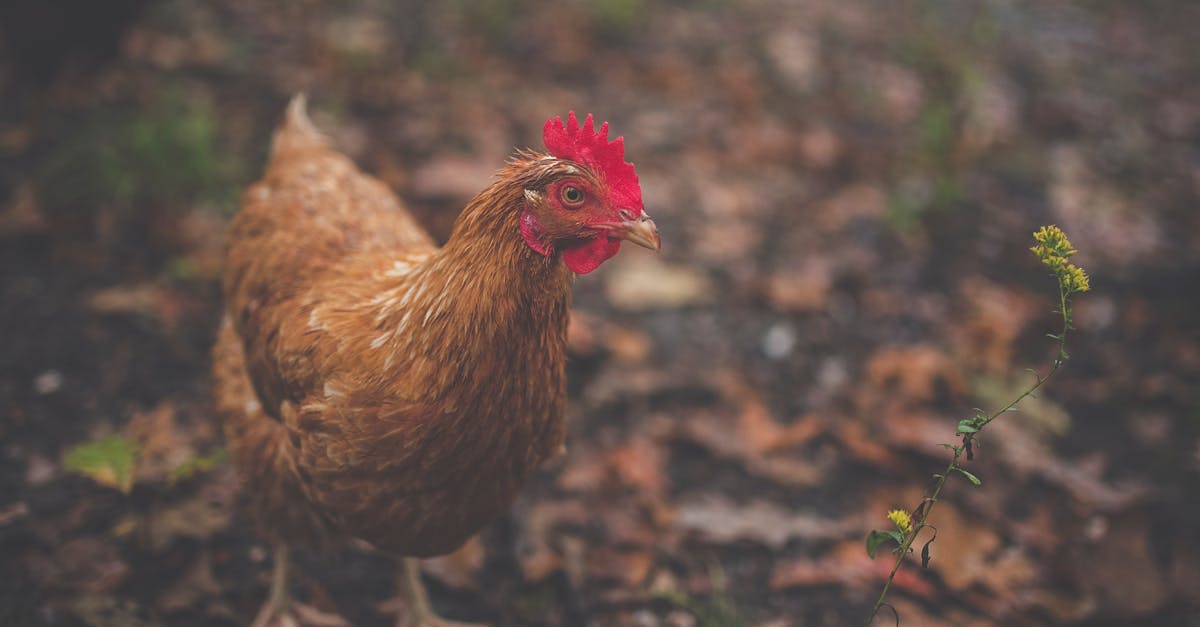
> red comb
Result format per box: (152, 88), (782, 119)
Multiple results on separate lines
(543, 112), (643, 212)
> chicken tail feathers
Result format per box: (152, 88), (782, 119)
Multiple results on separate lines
(270, 93), (328, 162)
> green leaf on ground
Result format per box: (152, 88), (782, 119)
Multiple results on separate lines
(64, 435), (140, 494)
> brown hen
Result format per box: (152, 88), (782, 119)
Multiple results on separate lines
(212, 97), (659, 626)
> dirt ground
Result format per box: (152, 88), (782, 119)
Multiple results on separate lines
(2, 1), (1198, 625)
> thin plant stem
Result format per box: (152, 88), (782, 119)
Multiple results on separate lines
(864, 273), (1076, 626)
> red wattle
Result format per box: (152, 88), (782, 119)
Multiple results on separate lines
(562, 237), (621, 274)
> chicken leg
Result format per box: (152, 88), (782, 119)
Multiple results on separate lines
(389, 558), (484, 627)
(250, 543), (349, 627)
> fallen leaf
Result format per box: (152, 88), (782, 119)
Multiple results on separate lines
(1072, 513), (1169, 617)
(127, 403), (194, 485)
(882, 598), (992, 627)
(762, 258), (832, 312)
(607, 437), (668, 496)
(676, 496), (852, 550)
(86, 282), (184, 327)
(0, 183), (47, 235)
(411, 155), (499, 200)
(988, 420), (1150, 510)
(0, 501), (29, 526)
(158, 552), (222, 612)
(604, 255), (714, 311)
(606, 326), (652, 363)
(769, 539), (935, 598)
(951, 277), (1035, 375)
(567, 310), (600, 354)
(63, 435), (139, 494)
(586, 546), (655, 587)
(866, 344), (966, 403)
(33, 537), (130, 594)
(423, 535), (485, 590)
(832, 421), (903, 469)
(68, 594), (153, 627)
(676, 403), (826, 487)
(516, 500), (589, 581)
(813, 183), (887, 232)
(146, 477), (234, 550)
(971, 375), (1071, 436)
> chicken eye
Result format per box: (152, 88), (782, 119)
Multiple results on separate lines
(560, 186), (584, 207)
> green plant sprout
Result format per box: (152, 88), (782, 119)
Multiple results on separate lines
(661, 562), (747, 627)
(64, 435), (140, 494)
(864, 225), (1090, 626)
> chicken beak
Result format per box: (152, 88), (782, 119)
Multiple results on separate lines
(621, 214), (662, 251)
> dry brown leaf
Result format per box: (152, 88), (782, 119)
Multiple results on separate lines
(555, 445), (609, 492)
(126, 403), (194, 485)
(158, 552), (222, 612)
(1169, 525), (1200, 602)
(86, 282), (184, 327)
(880, 410), (956, 457)
(31, 537), (130, 595)
(677, 403), (826, 487)
(556, 437), (668, 499)
(1072, 513), (1169, 617)
(951, 277), (1035, 375)
(832, 421), (903, 469)
(517, 500), (589, 582)
(920, 502), (1002, 592)
(813, 183), (886, 232)
(567, 309), (600, 355)
(0, 183), (47, 235)
(799, 126), (844, 169)
(411, 155), (499, 200)
(0, 501), (29, 526)
(866, 344), (966, 403)
(586, 546), (655, 587)
(769, 539), (936, 599)
(676, 496), (851, 550)
(423, 535), (485, 590)
(568, 311), (652, 364)
(607, 437), (668, 497)
(989, 420), (1149, 511)
(606, 326), (652, 364)
(762, 258), (832, 312)
(146, 478), (234, 550)
(603, 254), (714, 311)
(883, 598), (992, 627)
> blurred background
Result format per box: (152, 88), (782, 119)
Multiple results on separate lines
(1, 0), (1198, 625)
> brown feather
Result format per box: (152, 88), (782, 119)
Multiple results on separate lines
(213, 98), (575, 556)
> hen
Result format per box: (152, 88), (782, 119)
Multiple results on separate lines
(212, 97), (659, 626)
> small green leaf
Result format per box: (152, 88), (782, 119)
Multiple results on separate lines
(64, 435), (139, 494)
(955, 467), (982, 485)
(170, 448), (229, 483)
(956, 420), (979, 434)
(866, 529), (903, 559)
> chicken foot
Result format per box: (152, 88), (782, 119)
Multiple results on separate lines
(385, 558), (485, 627)
(249, 543), (350, 627)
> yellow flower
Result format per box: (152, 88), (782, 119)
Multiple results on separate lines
(1030, 225), (1078, 260)
(1063, 263), (1090, 293)
(1031, 225), (1090, 294)
(887, 509), (913, 535)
